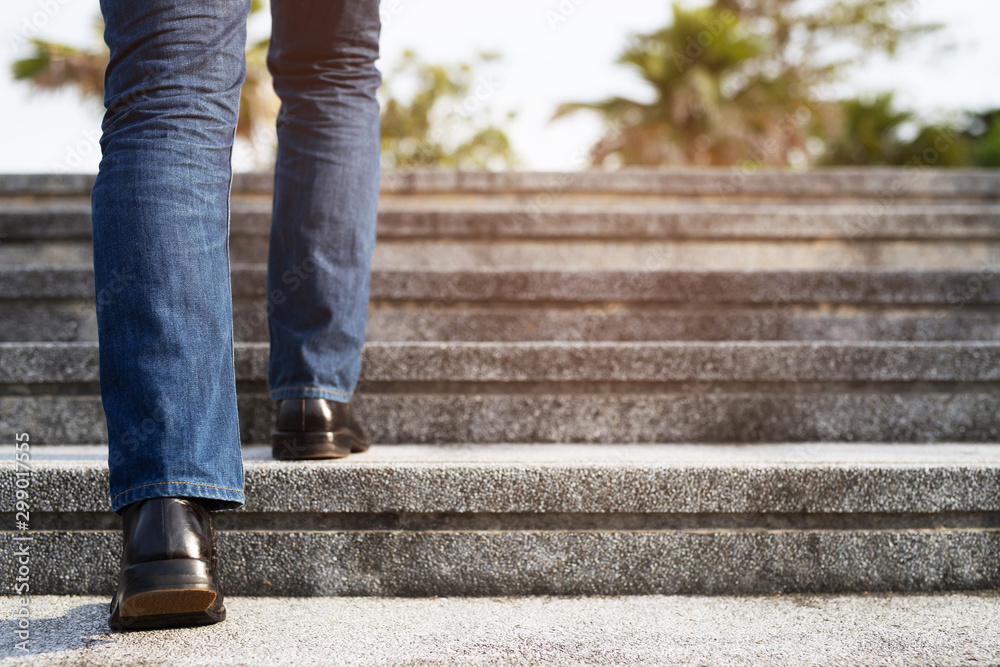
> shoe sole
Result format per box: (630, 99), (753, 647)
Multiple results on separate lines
(109, 559), (224, 631)
(121, 589), (217, 616)
(272, 430), (357, 460)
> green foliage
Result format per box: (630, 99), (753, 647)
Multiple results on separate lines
(963, 110), (1000, 167)
(820, 93), (916, 165)
(11, 40), (106, 100)
(9, 7), (274, 148)
(11, 16), (108, 102)
(818, 94), (1000, 167)
(379, 50), (519, 169)
(11, 6), (518, 169)
(10, 0), (994, 169)
(554, 0), (952, 168)
(554, 5), (787, 166)
(901, 124), (969, 167)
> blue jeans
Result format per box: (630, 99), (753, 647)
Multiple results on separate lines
(92, 0), (382, 514)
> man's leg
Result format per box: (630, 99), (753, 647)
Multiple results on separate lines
(93, 0), (250, 630)
(93, 0), (249, 513)
(266, 0), (382, 459)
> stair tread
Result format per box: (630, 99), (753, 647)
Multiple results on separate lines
(5, 266), (999, 304)
(4, 198), (999, 241)
(21, 441), (1000, 465)
(4, 593), (999, 665)
(4, 167), (1000, 196)
(3, 340), (999, 384)
(8, 443), (1000, 515)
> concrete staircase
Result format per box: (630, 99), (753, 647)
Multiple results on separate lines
(2, 168), (1000, 598)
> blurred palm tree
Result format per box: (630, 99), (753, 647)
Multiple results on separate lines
(819, 93), (970, 166)
(820, 93), (914, 165)
(379, 49), (519, 169)
(12, 1), (278, 166)
(555, 0), (943, 168)
(554, 5), (781, 166)
(11, 22), (107, 101)
(12, 3), (517, 169)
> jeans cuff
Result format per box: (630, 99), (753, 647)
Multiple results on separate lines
(269, 385), (354, 402)
(110, 481), (245, 515)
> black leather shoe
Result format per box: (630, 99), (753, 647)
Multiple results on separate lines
(108, 497), (225, 631)
(272, 398), (370, 460)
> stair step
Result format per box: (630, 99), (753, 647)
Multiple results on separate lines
(4, 341), (999, 384)
(3, 341), (998, 444)
(4, 167), (1000, 197)
(4, 198), (999, 241)
(7, 392), (1000, 445)
(8, 301), (1000, 343)
(8, 236), (997, 270)
(7, 593), (1000, 665)
(15, 443), (1000, 513)
(5, 267), (1000, 342)
(7, 268), (998, 343)
(5, 169), (998, 268)
(3, 443), (1000, 596)
(5, 266), (999, 302)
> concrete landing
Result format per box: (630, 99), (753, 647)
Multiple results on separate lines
(2, 593), (999, 665)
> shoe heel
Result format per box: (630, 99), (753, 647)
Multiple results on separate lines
(119, 559), (217, 617)
(272, 431), (352, 460)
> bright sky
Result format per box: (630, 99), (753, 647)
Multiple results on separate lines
(0, 0), (997, 172)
